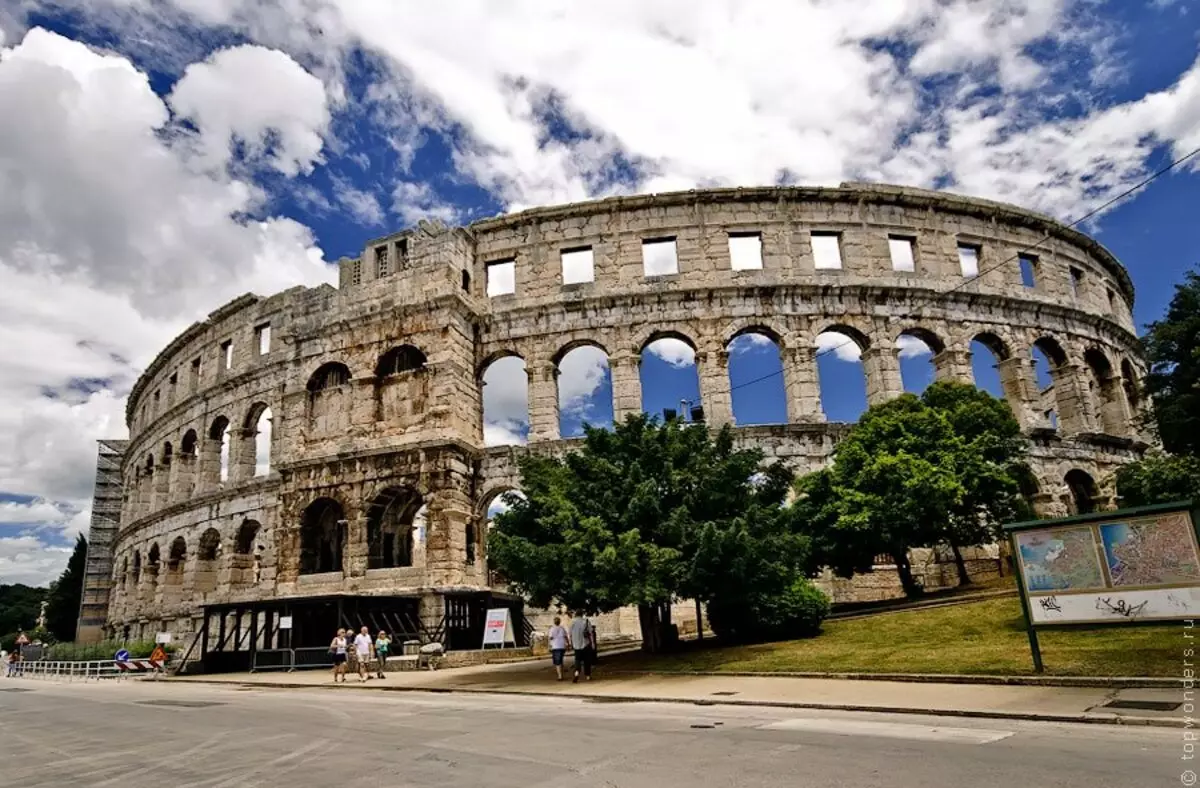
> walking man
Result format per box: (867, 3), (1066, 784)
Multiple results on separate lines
(354, 626), (374, 682)
(569, 610), (594, 683)
(547, 616), (568, 681)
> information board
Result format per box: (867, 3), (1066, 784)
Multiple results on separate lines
(278, 616), (293, 630)
(481, 608), (515, 649)
(1007, 501), (1200, 626)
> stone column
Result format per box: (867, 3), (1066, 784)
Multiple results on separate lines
(172, 454), (198, 503)
(932, 348), (973, 384)
(423, 487), (473, 587)
(862, 345), (903, 406)
(527, 360), (560, 442)
(345, 507), (367, 577)
(1051, 363), (1089, 435)
(610, 352), (642, 424)
(1101, 375), (1133, 437)
(695, 348), (733, 427)
(232, 428), (257, 481)
(996, 356), (1037, 430)
(782, 345), (824, 423)
(153, 464), (170, 510)
(199, 438), (221, 491)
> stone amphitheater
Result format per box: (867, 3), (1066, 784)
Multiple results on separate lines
(88, 183), (1153, 670)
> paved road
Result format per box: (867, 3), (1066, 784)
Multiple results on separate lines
(0, 680), (1188, 787)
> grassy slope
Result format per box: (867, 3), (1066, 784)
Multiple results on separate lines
(610, 597), (1183, 677)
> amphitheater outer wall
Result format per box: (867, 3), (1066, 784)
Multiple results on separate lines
(102, 184), (1151, 649)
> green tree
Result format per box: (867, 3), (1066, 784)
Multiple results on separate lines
(0, 583), (45, 649)
(921, 381), (1029, 584)
(488, 414), (811, 651)
(1115, 453), (1200, 507)
(1142, 268), (1200, 455)
(44, 534), (87, 643)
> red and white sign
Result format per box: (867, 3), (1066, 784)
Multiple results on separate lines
(481, 608), (514, 648)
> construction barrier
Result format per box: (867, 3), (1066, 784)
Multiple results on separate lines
(7, 660), (128, 681)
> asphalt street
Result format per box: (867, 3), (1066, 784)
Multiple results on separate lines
(0, 679), (1188, 787)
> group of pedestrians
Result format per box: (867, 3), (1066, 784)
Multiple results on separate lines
(329, 626), (390, 683)
(547, 612), (598, 683)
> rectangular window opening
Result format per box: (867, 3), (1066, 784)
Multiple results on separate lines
(561, 246), (595, 284)
(255, 323), (271, 356)
(397, 238), (409, 268)
(957, 243), (980, 278)
(811, 232), (843, 270)
(888, 235), (916, 273)
(1107, 287), (1116, 313)
(375, 245), (391, 278)
(486, 259), (516, 297)
(1019, 254), (1038, 288)
(350, 259), (363, 287)
(1070, 266), (1084, 298)
(190, 357), (201, 391)
(221, 340), (233, 371)
(728, 232), (763, 271)
(642, 237), (678, 276)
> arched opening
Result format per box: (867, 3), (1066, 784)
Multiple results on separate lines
(728, 330), (786, 425)
(166, 536), (186, 585)
(640, 333), (701, 423)
(306, 362), (353, 434)
(366, 487), (423, 570)
(235, 519), (261, 555)
(181, 429), (198, 456)
(242, 404), (272, 477)
(375, 346), (430, 426)
(814, 327), (868, 422)
(484, 489), (525, 585)
(300, 498), (346, 575)
(1065, 469), (1100, 515)
(556, 343), (613, 437)
(1032, 338), (1069, 430)
(375, 345), (427, 377)
(195, 527), (221, 594)
(161, 442), (173, 466)
(970, 333), (1008, 400)
(130, 551), (141, 585)
(481, 354), (529, 446)
(144, 453), (154, 474)
(1084, 348), (1123, 435)
(208, 416), (231, 485)
(145, 543), (161, 588)
(1121, 359), (1142, 412)
(466, 521), (477, 565)
(120, 556), (129, 591)
(896, 328), (942, 395)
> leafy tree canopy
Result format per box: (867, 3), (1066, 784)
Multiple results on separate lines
(1143, 268), (1200, 455)
(1115, 453), (1200, 507)
(45, 534), (87, 643)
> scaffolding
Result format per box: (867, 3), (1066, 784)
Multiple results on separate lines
(76, 439), (127, 644)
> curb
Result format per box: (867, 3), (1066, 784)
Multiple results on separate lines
(171, 677), (1184, 728)
(599, 670), (1179, 689)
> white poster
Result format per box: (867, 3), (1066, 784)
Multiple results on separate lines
(278, 616), (293, 630)
(482, 608), (514, 648)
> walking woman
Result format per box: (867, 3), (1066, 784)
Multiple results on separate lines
(330, 627), (349, 683)
(375, 631), (391, 679)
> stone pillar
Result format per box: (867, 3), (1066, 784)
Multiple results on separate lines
(782, 345), (824, 423)
(1030, 492), (1063, 519)
(695, 348), (733, 427)
(528, 360), (560, 442)
(996, 356), (1037, 430)
(172, 454), (198, 504)
(610, 352), (642, 425)
(344, 509), (368, 577)
(1101, 376), (1133, 437)
(862, 345), (903, 406)
(423, 487), (473, 587)
(932, 348), (973, 384)
(199, 438), (221, 491)
(1051, 363), (1089, 435)
(153, 465), (170, 510)
(233, 428), (256, 481)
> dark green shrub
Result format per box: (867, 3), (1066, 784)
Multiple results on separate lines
(707, 578), (831, 644)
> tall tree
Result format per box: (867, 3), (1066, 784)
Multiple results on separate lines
(0, 583), (45, 647)
(44, 534), (87, 643)
(1142, 268), (1200, 456)
(1115, 453), (1200, 507)
(488, 414), (804, 651)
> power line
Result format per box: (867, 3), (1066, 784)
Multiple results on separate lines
(727, 143), (1200, 394)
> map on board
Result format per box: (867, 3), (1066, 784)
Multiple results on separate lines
(1017, 527), (1105, 593)
(1100, 514), (1200, 588)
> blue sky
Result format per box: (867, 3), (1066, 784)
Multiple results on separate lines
(0, 0), (1198, 585)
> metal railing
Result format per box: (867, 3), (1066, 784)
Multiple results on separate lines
(6, 660), (127, 681)
(292, 646), (335, 670)
(250, 648), (295, 672)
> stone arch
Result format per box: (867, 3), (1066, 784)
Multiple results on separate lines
(1065, 468), (1100, 515)
(206, 415), (231, 486)
(1084, 347), (1125, 435)
(306, 361), (353, 436)
(161, 441), (173, 466)
(895, 326), (944, 395)
(195, 527), (221, 594)
(1121, 358), (1142, 412)
(968, 331), (1014, 403)
(300, 497), (346, 575)
(131, 550), (141, 584)
(242, 402), (273, 477)
(145, 542), (161, 589)
(165, 536), (186, 592)
(235, 519), (261, 555)
(375, 345), (427, 377)
(813, 324), (870, 422)
(120, 555), (129, 590)
(180, 429), (198, 456)
(727, 328), (787, 425)
(554, 341), (613, 437)
(143, 452), (154, 474)
(723, 320), (787, 349)
(1031, 336), (1071, 430)
(480, 487), (525, 583)
(639, 330), (702, 423)
(480, 352), (529, 446)
(366, 486), (424, 570)
(306, 361), (352, 392)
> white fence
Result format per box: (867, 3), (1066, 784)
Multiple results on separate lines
(6, 660), (138, 681)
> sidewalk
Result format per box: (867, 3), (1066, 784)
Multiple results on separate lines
(172, 652), (1189, 728)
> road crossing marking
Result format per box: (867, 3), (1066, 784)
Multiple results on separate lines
(760, 717), (1015, 744)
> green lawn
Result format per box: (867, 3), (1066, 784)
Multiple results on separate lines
(609, 597), (1185, 677)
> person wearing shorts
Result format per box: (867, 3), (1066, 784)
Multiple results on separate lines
(330, 628), (348, 683)
(547, 616), (568, 681)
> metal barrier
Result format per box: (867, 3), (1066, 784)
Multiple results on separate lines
(7, 660), (127, 681)
(250, 648), (295, 673)
(292, 646), (334, 670)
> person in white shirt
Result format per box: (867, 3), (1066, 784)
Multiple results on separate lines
(547, 616), (569, 681)
(353, 626), (374, 682)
